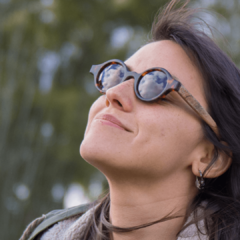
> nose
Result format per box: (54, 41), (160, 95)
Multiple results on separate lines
(105, 79), (135, 112)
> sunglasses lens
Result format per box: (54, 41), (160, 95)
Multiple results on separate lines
(97, 63), (124, 91)
(138, 70), (167, 100)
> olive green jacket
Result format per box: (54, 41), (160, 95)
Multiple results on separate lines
(19, 203), (92, 240)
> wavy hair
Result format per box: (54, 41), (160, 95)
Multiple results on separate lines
(82, 1), (240, 239)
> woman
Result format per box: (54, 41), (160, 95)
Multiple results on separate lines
(20, 0), (240, 239)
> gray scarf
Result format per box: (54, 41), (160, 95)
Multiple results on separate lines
(39, 207), (208, 240)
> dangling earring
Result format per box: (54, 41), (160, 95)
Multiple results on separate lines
(195, 170), (205, 190)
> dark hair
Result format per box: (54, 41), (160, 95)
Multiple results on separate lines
(82, 1), (240, 239)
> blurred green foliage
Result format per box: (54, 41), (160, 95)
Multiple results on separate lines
(0, 0), (239, 239)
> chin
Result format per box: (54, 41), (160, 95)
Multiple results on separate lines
(80, 137), (127, 180)
(80, 138), (97, 163)
(80, 136), (110, 170)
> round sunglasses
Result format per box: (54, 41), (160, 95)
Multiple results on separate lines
(90, 59), (219, 137)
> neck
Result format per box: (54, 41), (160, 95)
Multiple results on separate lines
(106, 172), (197, 240)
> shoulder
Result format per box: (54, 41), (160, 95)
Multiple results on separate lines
(20, 203), (94, 240)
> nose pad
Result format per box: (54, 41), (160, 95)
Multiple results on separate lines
(105, 95), (110, 107)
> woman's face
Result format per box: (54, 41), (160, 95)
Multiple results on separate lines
(80, 40), (209, 183)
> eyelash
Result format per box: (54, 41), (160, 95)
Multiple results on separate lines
(160, 97), (168, 101)
(154, 97), (168, 103)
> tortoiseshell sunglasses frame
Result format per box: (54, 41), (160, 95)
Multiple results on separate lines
(90, 59), (219, 137)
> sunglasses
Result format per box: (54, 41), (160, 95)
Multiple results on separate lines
(90, 59), (219, 137)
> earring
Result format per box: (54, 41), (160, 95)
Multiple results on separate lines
(195, 170), (205, 190)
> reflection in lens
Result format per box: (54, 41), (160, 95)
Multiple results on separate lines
(138, 71), (167, 99)
(98, 63), (124, 91)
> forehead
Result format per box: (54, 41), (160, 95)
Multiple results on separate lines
(125, 40), (208, 109)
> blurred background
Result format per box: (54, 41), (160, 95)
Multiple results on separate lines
(0, 0), (240, 239)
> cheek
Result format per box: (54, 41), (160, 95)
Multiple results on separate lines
(84, 96), (105, 136)
(80, 96), (106, 159)
(132, 108), (203, 174)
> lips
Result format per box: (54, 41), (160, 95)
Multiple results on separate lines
(96, 114), (130, 132)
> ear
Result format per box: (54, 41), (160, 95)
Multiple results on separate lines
(192, 141), (232, 178)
